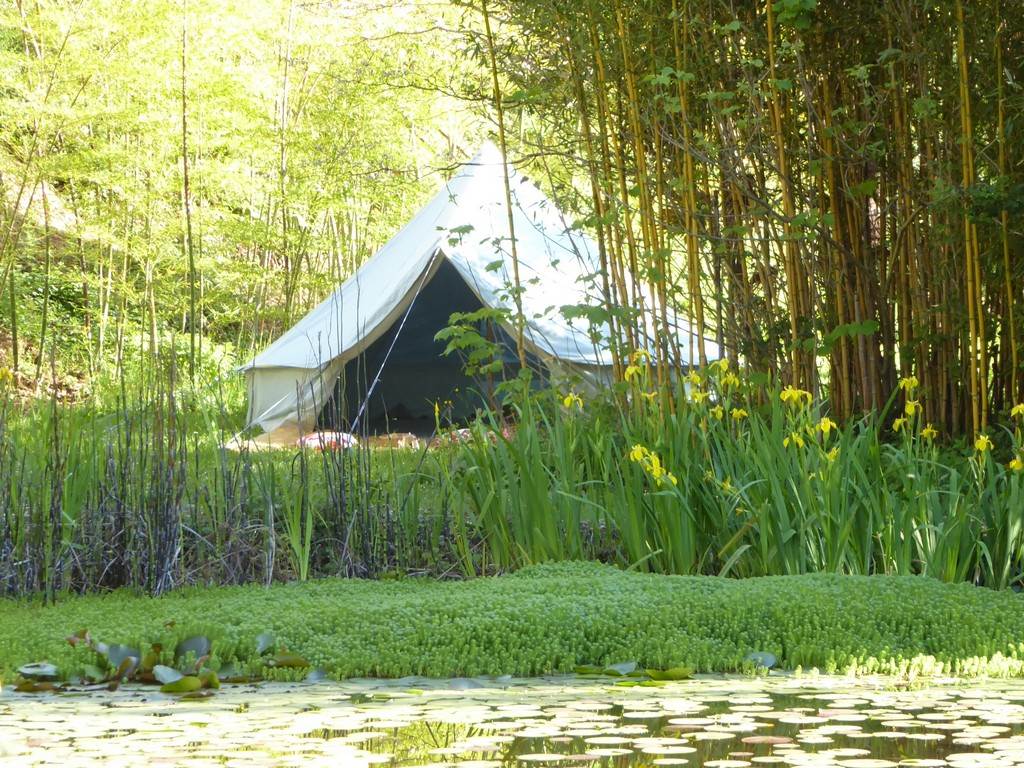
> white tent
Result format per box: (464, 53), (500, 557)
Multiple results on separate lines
(242, 143), (719, 440)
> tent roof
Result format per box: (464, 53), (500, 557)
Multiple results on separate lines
(244, 142), (718, 372)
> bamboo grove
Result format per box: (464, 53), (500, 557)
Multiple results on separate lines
(474, 0), (1023, 435)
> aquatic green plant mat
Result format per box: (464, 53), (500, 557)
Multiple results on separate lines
(2, 562), (1023, 682)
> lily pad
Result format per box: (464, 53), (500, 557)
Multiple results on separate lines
(216, 662), (250, 683)
(742, 736), (793, 745)
(449, 677), (485, 690)
(266, 651), (310, 668)
(139, 645), (161, 673)
(174, 635), (211, 661)
(80, 663), (107, 683)
(305, 667), (327, 683)
(18, 662), (59, 680)
(153, 665), (183, 685)
(745, 652), (777, 669)
(15, 679), (59, 693)
(603, 661), (639, 676)
(255, 632), (275, 656)
(160, 675), (203, 694)
(96, 642), (141, 671)
(113, 655), (139, 680)
(181, 689), (215, 699)
(646, 666), (694, 680)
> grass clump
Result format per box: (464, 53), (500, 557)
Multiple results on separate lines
(2, 562), (1023, 683)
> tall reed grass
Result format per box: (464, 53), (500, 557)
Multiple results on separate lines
(0, 357), (455, 598)
(1, 357), (1022, 598)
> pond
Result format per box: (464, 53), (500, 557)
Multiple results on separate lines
(2, 674), (1023, 767)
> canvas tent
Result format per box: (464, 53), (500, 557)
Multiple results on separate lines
(242, 143), (720, 441)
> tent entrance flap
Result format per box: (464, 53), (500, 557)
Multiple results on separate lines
(318, 258), (522, 434)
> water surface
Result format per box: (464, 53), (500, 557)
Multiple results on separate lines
(3, 674), (1023, 767)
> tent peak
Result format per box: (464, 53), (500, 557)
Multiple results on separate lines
(461, 140), (525, 180)
(468, 139), (501, 164)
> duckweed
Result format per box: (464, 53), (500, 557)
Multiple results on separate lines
(1, 562), (1023, 682)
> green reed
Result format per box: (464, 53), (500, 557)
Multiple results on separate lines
(1, 357), (1022, 598)
(0, 356), (455, 597)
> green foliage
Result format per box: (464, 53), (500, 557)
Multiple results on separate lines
(443, 366), (1024, 585)
(772, 0), (817, 30)
(0, 0), (482, 380)
(435, 308), (511, 377)
(2, 563), (1024, 682)
(2, 360), (1023, 596)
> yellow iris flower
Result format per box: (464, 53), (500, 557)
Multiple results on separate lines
(690, 390), (710, 404)
(784, 431), (805, 449)
(898, 375), (919, 392)
(629, 444), (677, 486)
(780, 385), (812, 407)
(721, 373), (741, 389)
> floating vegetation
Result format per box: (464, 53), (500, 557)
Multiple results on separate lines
(6, 626), (322, 699)
(3, 563), (1024, 683)
(3, 674), (1024, 766)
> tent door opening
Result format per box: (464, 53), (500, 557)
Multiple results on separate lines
(317, 258), (527, 435)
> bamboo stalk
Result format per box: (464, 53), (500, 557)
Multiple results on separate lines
(562, 27), (623, 380)
(954, 0), (984, 432)
(995, 13), (1018, 404)
(481, 0), (528, 371)
(671, 0), (707, 369)
(587, 15), (638, 355)
(765, 0), (803, 386)
(614, 0), (667, 383)
(180, 6), (197, 384)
